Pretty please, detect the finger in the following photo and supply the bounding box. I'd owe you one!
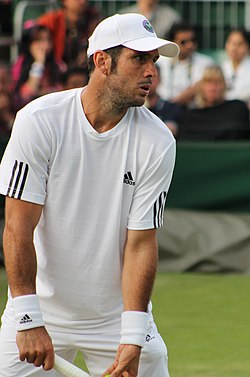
[102,363,116,377]
[25,353,36,364]
[42,350,54,371]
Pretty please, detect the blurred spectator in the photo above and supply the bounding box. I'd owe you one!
[38,0,102,70]
[11,23,62,112]
[157,22,214,106]
[178,65,250,141]
[0,63,15,140]
[221,28,250,107]
[61,66,89,89]
[0,63,14,139]
[0,63,11,94]
[119,0,181,39]
[146,65,184,136]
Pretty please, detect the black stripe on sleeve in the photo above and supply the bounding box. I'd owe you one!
[17,163,29,199]
[153,191,167,228]
[11,162,23,197]
[7,160,18,196]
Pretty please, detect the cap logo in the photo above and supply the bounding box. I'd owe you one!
[142,20,154,33]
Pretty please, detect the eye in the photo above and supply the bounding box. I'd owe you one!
[135,55,146,63]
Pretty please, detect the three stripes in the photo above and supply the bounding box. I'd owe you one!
[153,191,167,228]
[7,160,29,199]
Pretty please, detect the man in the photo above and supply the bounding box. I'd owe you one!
[157,22,214,106]
[0,13,179,377]
[119,0,181,39]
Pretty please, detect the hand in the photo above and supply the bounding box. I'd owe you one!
[29,40,47,64]
[16,326,54,370]
[102,344,141,377]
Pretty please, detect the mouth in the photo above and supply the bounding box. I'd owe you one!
[139,84,151,95]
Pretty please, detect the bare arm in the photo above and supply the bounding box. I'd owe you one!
[3,196,54,370]
[122,228,158,312]
[103,228,158,377]
[4,197,42,296]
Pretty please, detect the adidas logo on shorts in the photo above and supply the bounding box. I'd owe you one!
[123,171,135,186]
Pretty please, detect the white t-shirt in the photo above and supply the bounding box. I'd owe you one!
[222,56,250,102]
[0,88,175,327]
[157,52,214,100]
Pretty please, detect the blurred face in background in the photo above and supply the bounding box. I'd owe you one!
[62,0,88,12]
[173,30,197,60]
[199,67,226,107]
[29,28,53,59]
[225,30,250,64]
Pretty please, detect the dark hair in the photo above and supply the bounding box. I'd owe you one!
[15,24,61,92]
[226,27,250,48]
[61,66,89,85]
[167,22,196,41]
[87,45,124,74]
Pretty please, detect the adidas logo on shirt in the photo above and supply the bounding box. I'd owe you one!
[123,172,135,186]
[20,314,33,325]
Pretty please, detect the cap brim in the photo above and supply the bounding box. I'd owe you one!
[122,37,179,58]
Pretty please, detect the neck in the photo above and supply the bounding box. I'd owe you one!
[81,86,127,133]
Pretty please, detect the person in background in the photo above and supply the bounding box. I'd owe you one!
[119,0,181,39]
[221,28,250,107]
[146,65,184,136]
[0,63,14,139]
[11,23,62,112]
[38,0,102,70]
[178,65,250,141]
[61,66,89,89]
[157,22,214,106]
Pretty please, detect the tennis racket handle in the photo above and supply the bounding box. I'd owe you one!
[54,354,91,377]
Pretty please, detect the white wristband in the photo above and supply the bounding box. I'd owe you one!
[12,294,44,331]
[29,62,44,78]
[120,311,149,348]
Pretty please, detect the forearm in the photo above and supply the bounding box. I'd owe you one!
[3,197,42,297]
[122,229,158,312]
[3,223,37,297]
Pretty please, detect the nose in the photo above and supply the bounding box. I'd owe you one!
[144,61,157,78]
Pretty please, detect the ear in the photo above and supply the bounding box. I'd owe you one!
[93,50,111,76]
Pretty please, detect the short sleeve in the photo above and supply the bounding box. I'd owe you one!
[0,109,51,204]
[127,139,175,230]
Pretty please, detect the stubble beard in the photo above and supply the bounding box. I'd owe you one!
[103,76,145,115]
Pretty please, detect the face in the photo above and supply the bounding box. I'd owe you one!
[63,0,88,12]
[225,31,250,63]
[201,78,225,106]
[174,30,197,60]
[31,29,53,56]
[105,48,159,110]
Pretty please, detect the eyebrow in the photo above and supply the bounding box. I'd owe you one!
[132,51,160,60]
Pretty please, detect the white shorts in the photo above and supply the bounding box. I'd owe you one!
[0,304,170,377]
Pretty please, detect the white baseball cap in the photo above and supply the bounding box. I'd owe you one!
[87,13,179,58]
